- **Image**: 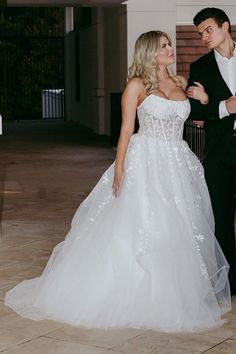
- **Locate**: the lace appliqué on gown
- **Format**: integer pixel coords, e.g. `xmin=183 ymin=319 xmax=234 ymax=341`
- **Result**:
xmin=5 ymin=95 xmax=231 ymax=333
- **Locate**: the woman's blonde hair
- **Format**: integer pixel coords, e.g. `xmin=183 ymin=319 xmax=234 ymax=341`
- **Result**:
xmin=128 ymin=30 xmax=180 ymax=95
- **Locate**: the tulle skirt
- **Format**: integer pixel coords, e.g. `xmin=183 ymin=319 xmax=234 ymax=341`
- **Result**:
xmin=5 ymin=134 xmax=231 ymax=332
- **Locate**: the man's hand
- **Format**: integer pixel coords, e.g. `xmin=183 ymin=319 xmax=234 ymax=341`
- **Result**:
xmin=193 ymin=120 xmax=205 ymax=128
xmin=186 ymin=81 xmax=209 ymax=105
xmin=225 ymin=96 xmax=236 ymax=114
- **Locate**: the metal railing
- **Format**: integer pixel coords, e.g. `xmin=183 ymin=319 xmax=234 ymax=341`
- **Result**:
xmin=42 ymin=89 xmax=65 ymax=119
xmin=184 ymin=120 xmax=205 ymax=163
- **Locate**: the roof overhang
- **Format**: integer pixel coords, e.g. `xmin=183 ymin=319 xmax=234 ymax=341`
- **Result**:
xmin=1 ymin=0 xmax=126 ymax=6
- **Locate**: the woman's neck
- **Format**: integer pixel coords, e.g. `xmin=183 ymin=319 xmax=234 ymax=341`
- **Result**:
xmin=156 ymin=67 xmax=169 ymax=81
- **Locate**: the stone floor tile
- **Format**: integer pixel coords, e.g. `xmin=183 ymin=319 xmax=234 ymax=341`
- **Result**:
xmin=47 ymin=326 xmax=144 ymax=350
xmin=0 ymin=311 xmax=62 ymax=351
xmin=231 ymin=296 xmax=236 ymax=314
xmin=196 ymin=313 xmax=236 ymax=340
xmin=222 ymin=313 xmax=236 ymax=332
xmin=204 ymin=339 xmax=236 ymax=354
xmin=1 ymin=336 xmax=107 ymax=354
xmin=110 ymin=330 xmax=226 ymax=354
xmin=0 ymin=328 xmax=29 ymax=352
xmin=2 ymin=311 xmax=62 ymax=332
xmin=0 ymin=300 xmax=12 ymax=316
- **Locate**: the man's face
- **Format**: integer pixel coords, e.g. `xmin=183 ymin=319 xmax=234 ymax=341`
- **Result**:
xmin=197 ymin=18 xmax=228 ymax=49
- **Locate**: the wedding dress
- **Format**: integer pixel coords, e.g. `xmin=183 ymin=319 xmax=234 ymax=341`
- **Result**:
xmin=5 ymin=95 xmax=231 ymax=332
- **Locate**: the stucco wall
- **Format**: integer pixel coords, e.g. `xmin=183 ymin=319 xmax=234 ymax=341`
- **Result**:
xmin=177 ymin=0 xmax=236 ymax=24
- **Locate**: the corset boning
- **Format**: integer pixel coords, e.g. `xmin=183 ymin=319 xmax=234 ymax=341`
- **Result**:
xmin=137 ymin=96 xmax=191 ymax=142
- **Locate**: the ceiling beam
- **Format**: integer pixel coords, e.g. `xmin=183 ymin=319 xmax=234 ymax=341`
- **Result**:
xmin=3 ymin=0 xmax=125 ymax=6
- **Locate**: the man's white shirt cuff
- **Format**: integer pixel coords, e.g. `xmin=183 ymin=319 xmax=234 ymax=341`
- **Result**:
xmin=219 ymin=100 xmax=229 ymax=119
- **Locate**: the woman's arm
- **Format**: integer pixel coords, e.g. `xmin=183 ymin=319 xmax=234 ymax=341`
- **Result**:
xmin=112 ymin=79 xmax=142 ymax=197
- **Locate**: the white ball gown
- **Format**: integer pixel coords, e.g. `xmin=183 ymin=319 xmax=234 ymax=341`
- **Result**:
xmin=5 ymin=95 xmax=231 ymax=332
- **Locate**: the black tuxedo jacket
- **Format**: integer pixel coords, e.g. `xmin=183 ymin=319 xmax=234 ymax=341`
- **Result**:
xmin=188 ymin=50 xmax=236 ymax=163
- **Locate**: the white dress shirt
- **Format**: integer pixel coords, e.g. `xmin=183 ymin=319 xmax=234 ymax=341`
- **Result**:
xmin=214 ymin=43 xmax=236 ymax=129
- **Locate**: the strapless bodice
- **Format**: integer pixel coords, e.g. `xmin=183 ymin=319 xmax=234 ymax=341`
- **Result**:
xmin=137 ymin=95 xmax=191 ymax=142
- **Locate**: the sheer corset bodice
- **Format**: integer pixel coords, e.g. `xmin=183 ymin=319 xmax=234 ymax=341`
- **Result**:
xmin=137 ymin=95 xmax=191 ymax=141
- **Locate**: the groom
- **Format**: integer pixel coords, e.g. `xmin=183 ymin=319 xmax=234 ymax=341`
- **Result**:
xmin=187 ymin=7 xmax=236 ymax=295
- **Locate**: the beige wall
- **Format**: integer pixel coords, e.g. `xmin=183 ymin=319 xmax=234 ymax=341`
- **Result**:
xmin=177 ymin=0 xmax=236 ymax=24
xmin=126 ymin=0 xmax=176 ymax=70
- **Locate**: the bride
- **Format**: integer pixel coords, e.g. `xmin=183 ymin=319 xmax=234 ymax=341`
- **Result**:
xmin=5 ymin=30 xmax=231 ymax=333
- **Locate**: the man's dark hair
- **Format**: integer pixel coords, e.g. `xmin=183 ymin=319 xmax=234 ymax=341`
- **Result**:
xmin=193 ymin=7 xmax=231 ymax=34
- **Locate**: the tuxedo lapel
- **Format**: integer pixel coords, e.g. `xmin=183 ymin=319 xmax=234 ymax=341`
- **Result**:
xmin=206 ymin=51 xmax=233 ymax=96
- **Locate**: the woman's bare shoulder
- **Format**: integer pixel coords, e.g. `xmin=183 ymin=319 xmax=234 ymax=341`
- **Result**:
xmin=126 ymin=77 xmax=144 ymax=91
xmin=175 ymin=75 xmax=188 ymax=90
xmin=123 ymin=78 xmax=145 ymax=100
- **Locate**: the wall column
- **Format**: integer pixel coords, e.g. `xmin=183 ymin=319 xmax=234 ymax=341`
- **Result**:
xmin=93 ymin=8 xmax=105 ymax=135
xmin=125 ymin=0 xmax=176 ymax=70
xmin=64 ymin=7 xmax=75 ymax=121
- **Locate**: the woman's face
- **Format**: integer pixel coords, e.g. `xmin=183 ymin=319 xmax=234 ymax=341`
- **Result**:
xmin=155 ymin=36 xmax=175 ymax=66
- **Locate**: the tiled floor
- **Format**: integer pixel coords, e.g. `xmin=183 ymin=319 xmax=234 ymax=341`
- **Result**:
xmin=0 ymin=120 xmax=235 ymax=354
